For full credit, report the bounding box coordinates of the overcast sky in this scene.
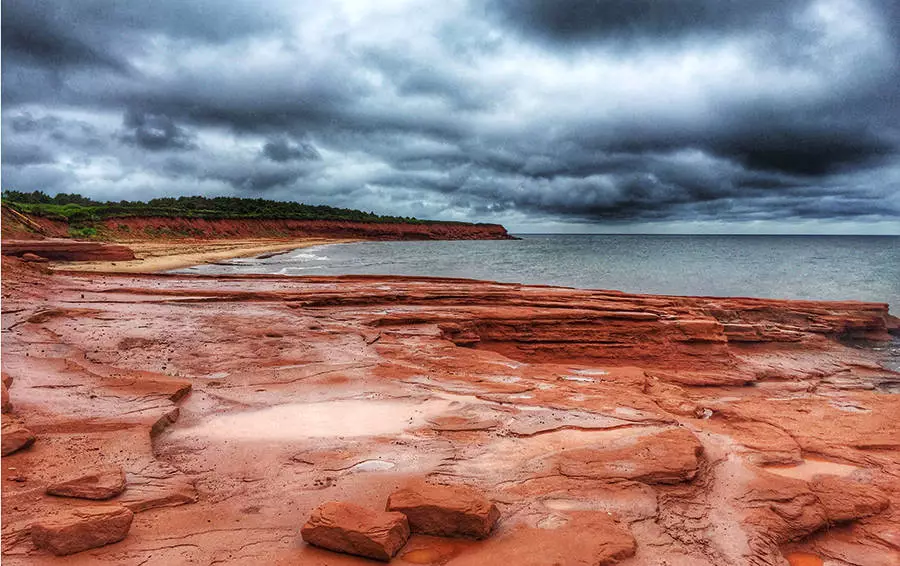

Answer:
[2,0,899,233]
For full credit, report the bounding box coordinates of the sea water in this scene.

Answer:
[176,234,899,312]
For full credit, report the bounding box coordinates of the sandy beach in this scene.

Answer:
[53,238,359,273]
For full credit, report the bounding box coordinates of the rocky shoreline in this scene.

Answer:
[1,257,898,565]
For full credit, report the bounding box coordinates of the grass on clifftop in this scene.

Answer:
[1,191,465,225]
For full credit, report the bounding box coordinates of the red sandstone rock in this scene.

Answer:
[449,512,636,566]
[740,471,890,550]
[1,258,897,565]
[301,501,410,561]
[47,466,127,500]
[386,483,500,539]
[809,476,890,523]
[1,418,35,456]
[557,427,703,484]
[31,505,133,555]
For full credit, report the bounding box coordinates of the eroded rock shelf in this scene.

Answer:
[1,259,898,565]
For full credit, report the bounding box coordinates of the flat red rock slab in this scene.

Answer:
[31,505,134,556]
[387,483,500,539]
[301,501,410,562]
[47,466,127,500]
[449,512,635,566]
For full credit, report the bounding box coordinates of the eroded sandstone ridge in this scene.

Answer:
[1,257,898,565]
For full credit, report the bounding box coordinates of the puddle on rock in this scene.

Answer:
[765,457,859,480]
[174,398,453,440]
[399,542,461,564]
[536,514,569,529]
[784,552,823,566]
[348,459,396,472]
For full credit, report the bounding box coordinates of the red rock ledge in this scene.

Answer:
[2,239,135,262]
[1,258,897,565]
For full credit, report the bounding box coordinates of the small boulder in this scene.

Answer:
[31,505,133,555]
[47,466,127,500]
[1,419,35,456]
[386,483,500,539]
[301,501,410,561]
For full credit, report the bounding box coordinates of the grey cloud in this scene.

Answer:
[119,111,196,151]
[1,0,898,231]
[262,137,321,162]
[487,0,806,45]
[1,143,56,166]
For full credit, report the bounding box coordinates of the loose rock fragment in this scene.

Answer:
[47,466,127,500]
[387,483,500,539]
[31,505,134,555]
[301,501,410,561]
[1,419,35,456]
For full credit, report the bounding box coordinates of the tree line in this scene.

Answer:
[0,191,454,225]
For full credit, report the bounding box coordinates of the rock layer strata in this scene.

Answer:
[1,257,897,565]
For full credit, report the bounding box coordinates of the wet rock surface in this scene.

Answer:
[301,502,410,561]
[1,258,897,565]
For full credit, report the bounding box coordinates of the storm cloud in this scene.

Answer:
[2,0,898,232]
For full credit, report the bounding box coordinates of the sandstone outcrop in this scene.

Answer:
[741,471,890,548]
[301,501,410,561]
[1,259,897,565]
[557,427,703,484]
[0,205,515,241]
[30,505,133,555]
[449,513,636,566]
[809,476,890,523]
[387,483,500,539]
[47,466,127,500]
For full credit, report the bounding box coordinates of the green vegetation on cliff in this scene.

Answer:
[1,191,451,225]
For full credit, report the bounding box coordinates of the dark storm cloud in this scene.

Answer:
[1,0,284,71]
[1,0,898,231]
[119,110,196,151]
[487,0,805,44]
[262,137,321,162]
[1,143,56,166]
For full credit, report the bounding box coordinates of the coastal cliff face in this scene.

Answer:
[97,217,514,240]
[0,206,514,241]
[1,259,897,565]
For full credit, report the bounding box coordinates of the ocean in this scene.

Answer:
[175,234,900,312]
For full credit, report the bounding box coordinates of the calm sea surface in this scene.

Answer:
[176,235,900,313]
